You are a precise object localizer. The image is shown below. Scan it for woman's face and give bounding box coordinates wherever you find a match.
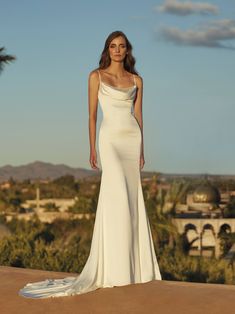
[108,36,127,62]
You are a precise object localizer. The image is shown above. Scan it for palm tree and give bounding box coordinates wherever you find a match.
[0,47,16,74]
[163,179,190,215]
[151,179,191,250]
[149,185,180,250]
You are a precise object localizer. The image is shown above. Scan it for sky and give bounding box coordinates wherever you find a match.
[0,0,235,174]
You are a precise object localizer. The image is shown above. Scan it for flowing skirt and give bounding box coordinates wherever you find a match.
[18,119,162,299]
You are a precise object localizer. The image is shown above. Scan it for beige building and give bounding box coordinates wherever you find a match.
[173,182,234,258]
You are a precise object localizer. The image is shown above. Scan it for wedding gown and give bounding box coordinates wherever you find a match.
[18,70,162,299]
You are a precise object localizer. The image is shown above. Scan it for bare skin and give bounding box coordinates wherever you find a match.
[88,35,145,171]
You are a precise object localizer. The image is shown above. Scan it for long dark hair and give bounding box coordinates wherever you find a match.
[95,31,139,75]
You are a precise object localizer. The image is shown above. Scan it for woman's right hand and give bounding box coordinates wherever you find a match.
[89,149,99,170]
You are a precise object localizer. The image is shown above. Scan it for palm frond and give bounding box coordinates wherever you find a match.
[0,46,16,73]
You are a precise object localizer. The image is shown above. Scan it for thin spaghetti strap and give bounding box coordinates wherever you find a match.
[97,69,101,83]
[133,74,136,86]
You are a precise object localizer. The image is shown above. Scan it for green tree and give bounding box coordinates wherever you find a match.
[223,196,235,218]
[0,47,16,74]
[68,195,96,214]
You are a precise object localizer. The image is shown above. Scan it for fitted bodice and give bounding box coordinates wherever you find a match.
[98,70,137,119]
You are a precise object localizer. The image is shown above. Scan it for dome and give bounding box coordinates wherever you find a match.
[193,183,221,204]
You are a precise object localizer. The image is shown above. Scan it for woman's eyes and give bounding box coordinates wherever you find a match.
[110,45,126,48]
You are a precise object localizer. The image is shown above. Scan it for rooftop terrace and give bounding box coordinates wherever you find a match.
[1,266,234,314]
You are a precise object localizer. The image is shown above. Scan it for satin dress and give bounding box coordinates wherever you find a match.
[18,70,162,299]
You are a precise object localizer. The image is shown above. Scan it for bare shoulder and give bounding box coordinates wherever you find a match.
[133,74,143,89]
[88,69,99,82]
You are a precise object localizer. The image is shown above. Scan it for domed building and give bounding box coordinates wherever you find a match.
[175,181,223,217]
[186,182,222,215]
[173,180,234,258]
[193,184,221,204]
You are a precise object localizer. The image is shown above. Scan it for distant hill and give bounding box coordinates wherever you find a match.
[0,161,157,182]
[0,161,234,183]
[0,161,98,182]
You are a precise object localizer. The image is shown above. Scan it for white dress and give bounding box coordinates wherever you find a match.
[18,70,162,299]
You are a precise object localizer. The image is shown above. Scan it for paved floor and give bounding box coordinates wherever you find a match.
[1,266,235,314]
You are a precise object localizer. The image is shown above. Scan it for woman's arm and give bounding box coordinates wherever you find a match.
[88,70,99,170]
[133,75,145,165]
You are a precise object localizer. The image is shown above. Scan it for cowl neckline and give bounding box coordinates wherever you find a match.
[100,80,137,91]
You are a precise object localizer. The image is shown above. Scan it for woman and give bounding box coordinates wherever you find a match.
[18,30,162,299]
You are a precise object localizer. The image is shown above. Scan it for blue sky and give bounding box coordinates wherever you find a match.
[1,0,235,174]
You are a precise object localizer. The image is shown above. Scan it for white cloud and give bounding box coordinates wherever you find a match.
[154,0,219,16]
[155,19,235,49]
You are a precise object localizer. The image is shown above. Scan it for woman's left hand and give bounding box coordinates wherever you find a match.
[139,154,145,170]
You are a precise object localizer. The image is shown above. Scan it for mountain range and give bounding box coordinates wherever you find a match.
[0,161,97,182]
[0,161,234,183]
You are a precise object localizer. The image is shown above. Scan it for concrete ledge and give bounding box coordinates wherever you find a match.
[1,265,235,314]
